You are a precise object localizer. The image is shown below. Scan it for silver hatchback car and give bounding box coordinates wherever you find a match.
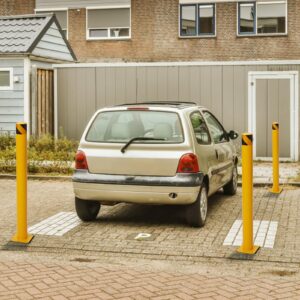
[73,102,238,227]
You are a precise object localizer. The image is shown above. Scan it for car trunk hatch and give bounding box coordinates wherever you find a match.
[84,144,189,176]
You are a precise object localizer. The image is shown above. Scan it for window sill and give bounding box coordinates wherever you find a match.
[179,35,216,39]
[237,33,288,38]
[86,37,131,41]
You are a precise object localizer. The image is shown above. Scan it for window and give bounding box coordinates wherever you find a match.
[180,4,215,37]
[190,112,211,145]
[203,111,228,144]
[238,1,287,36]
[87,8,130,40]
[36,10,68,37]
[86,111,184,143]
[0,69,12,90]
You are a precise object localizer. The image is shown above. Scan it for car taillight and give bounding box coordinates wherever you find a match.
[75,150,88,170]
[177,153,199,173]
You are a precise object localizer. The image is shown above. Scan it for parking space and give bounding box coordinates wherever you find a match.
[1,179,300,265]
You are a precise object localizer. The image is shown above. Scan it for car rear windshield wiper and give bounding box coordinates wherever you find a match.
[121,137,165,153]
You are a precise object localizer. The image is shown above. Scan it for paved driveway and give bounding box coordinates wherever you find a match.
[1,179,300,264]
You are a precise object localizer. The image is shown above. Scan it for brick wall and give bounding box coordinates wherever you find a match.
[0,0,35,15]
[66,0,300,62]
[2,0,300,62]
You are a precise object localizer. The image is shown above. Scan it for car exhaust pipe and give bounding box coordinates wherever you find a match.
[169,193,178,200]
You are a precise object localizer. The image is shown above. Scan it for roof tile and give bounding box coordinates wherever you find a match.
[0,15,52,53]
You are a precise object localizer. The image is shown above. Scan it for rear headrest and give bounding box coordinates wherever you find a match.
[153,123,173,139]
[111,123,130,139]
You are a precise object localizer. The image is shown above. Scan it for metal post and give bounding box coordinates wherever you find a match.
[11,123,33,244]
[270,122,282,194]
[237,133,259,255]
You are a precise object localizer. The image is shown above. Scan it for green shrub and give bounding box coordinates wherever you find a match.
[0,134,78,175]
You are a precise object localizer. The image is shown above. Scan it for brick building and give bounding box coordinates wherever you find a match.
[0,0,298,62]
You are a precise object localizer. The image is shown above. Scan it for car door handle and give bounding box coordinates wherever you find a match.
[215,149,219,160]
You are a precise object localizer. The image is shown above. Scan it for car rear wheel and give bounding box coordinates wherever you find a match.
[223,164,238,195]
[75,197,101,221]
[186,185,208,228]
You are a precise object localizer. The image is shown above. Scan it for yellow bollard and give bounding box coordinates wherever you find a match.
[270,122,282,194]
[237,133,259,255]
[11,123,33,244]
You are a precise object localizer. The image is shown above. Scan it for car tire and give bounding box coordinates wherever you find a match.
[75,197,101,221]
[223,164,238,195]
[186,185,208,228]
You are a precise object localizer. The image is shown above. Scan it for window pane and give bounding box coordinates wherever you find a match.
[89,29,108,38]
[199,5,214,35]
[257,3,286,34]
[0,71,10,87]
[86,111,184,143]
[88,8,130,28]
[190,112,211,145]
[181,5,196,36]
[239,3,255,34]
[203,112,228,144]
[110,28,130,37]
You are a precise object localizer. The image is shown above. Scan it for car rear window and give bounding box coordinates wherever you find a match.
[86,110,184,143]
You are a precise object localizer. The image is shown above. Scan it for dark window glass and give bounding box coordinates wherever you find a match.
[86,111,184,143]
[0,71,10,87]
[257,3,286,34]
[190,112,211,145]
[181,5,196,36]
[239,3,255,34]
[198,5,214,35]
[203,111,228,144]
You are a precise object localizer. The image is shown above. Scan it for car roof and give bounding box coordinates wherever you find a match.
[116,101,204,110]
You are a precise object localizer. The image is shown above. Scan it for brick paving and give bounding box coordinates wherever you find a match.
[1,179,300,298]
[0,252,300,300]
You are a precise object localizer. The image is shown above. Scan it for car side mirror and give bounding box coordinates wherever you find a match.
[228,130,239,140]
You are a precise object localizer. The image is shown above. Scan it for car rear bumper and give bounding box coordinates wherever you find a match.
[72,170,203,205]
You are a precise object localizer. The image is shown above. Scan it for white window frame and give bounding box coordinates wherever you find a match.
[178,3,217,38]
[0,68,13,91]
[237,1,288,37]
[35,8,69,39]
[86,5,131,41]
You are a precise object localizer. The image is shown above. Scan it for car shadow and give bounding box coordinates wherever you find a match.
[96,190,227,227]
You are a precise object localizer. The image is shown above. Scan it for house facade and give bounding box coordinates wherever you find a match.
[1,0,298,63]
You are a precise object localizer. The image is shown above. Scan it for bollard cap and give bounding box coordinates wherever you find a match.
[272,122,279,130]
[242,133,253,146]
[16,123,27,135]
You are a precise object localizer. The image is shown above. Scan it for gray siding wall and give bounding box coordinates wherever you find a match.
[32,23,74,62]
[56,64,299,141]
[36,0,130,9]
[0,59,24,133]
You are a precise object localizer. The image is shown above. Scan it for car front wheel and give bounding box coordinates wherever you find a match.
[75,197,101,221]
[186,185,208,228]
